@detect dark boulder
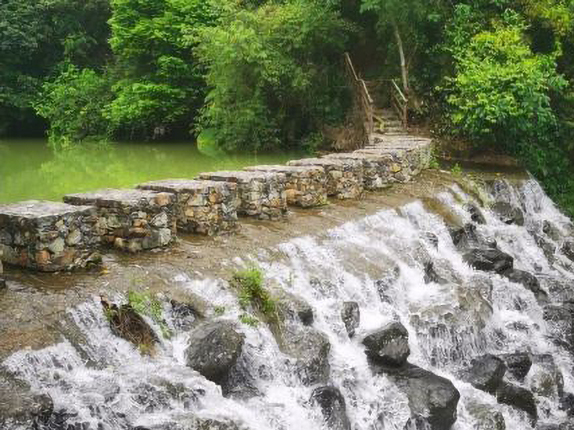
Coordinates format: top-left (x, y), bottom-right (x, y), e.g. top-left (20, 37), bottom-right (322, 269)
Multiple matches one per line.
top-left (496, 382), bottom-right (537, 423)
top-left (500, 269), bottom-right (549, 303)
top-left (451, 223), bottom-right (497, 251)
top-left (462, 354), bottom-right (506, 394)
top-left (221, 354), bottom-right (259, 399)
top-left (0, 371), bottom-right (53, 428)
top-left (185, 321), bottom-right (245, 386)
top-left (341, 302), bottom-right (360, 338)
top-left (362, 322), bottom-right (410, 367)
top-left (543, 302), bottom-right (574, 354)
top-left (463, 248), bottom-right (513, 274)
top-left (277, 293), bottom-right (314, 326)
top-left (492, 202), bottom-right (525, 226)
top-left (501, 352), bottom-right (532, 381)
top-left (467, 203), bottom-right (486, 224)
top-left (311, 386), bottom-right (351, 430)
top-left (561, 392), bottom-right (574, 417)
top-left (278, 325), bottom-right (331, 385)
top-left (0, 277), bottom-right (5, 290)
top-left (376, 363), bottom-right (460, 430)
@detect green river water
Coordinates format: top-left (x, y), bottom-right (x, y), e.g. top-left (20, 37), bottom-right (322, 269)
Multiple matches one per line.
top-left (0, 139), bottom-right (302, 203)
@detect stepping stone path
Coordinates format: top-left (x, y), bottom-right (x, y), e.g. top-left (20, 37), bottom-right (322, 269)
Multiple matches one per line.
top-left (138, 179), bottom-right (238, 236)
top-left (64, 189), bottom-right (177, 253)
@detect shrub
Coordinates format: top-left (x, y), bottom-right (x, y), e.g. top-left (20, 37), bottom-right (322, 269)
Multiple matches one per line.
top-left (35, 65), bottom-right (112, 148)
top-left (231, 266), bottom-right (276, 320)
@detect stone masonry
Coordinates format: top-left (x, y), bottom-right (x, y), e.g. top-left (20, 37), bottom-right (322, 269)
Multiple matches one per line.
top-left (324, 152), bottom-right (395, 191)
top-left (243, 165), bottom-right (328, 208)
top-left (287, 158), bottom-right (364, 200)
top-left (137, 179), bottom-right (238, 236)
top-left (198, 171), bottom-right (287, 220)
top-left (0, 201), bottom-right (101, 272)
top-left (64, 189), bottom-right (177, 253)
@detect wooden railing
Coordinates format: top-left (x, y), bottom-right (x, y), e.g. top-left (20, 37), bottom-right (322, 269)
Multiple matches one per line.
top-left (391, 79), bottom-right (408, 129)
top-left (344, 53), bottom-right (375, 141)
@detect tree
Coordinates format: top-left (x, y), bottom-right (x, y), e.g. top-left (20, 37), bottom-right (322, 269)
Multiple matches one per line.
top-left (106, 0), bottom-right (217, 139)
top-left (197, 0), bottom-right (351, 152)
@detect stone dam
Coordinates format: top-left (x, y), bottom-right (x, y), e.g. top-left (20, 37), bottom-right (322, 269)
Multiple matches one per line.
top-left (0, 137), bottom-right (432, 272)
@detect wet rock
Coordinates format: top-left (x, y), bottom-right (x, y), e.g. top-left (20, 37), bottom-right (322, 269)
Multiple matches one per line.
top-left (534, 233), bottom-right (557, 262)
top-left (462, 354), bottom-right (506, 394)
top-left (423, 262), bottom-right (448, 285)
top-left (543, 221), bottom-right (562, 241)
top-left (562, 242), bottom-right (574, 263)
top-left (543, 302), bottom-right (574, 354)
top-left (278, 325), bottom-right (331, 385)
top-left (496, 382), bottom-right (537, 423)
top-left (465, 399), bottom-right (506, 430)
top-left (133, 416), bottom-right (243, 430)
top-left (404, 415), bottom-right (432, 430)
top-left (170, 299), bottom-right (200, 331)
top-left (101, 296), bottom-right (159, 354)
top-left (463, 248), bottom-right (513, 274)
top-left (375, 363), bottom-right (460, 430)
top-left (276, 292), bottom-right (314, 326)
top-left (0, 371), bottom-right (53, 428)
top-left (451, 224), bottom-right (498, 251)
top-left (0, 277), bottom-right (5, 290)
top-left (492, 201), bottom-right (525, 226)
top-left (363, 322), bottom-right (410, 367)
top-left (310, 386), bottom-right (351, 430)
top-left (375, 265), bottom-right (401, 302)
top-left (500, 269), bottom-right (549, 303)
top-left (501, 352), bottom-right (532, 381)
top-left (421, 232), bottom-right (439, 248)
top-left (185, 321), bottom-right (245, 386)
top-left (531, 354), bottom-right (564, 399)
top-left (467, 203), bottom-right (486, 224)
top-left (561, 393), bottom-right (574, 417)
top-left (341, 301), bottom-right (360, 337)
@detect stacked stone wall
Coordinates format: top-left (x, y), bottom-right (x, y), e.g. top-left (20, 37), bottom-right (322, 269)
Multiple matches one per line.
top-left (64, 189), bottom-right (177, 253)
top-left (0, 137), bottom-right (433, 271)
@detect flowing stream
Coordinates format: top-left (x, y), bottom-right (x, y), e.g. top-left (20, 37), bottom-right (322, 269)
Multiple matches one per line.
top-left (3, 176), bottom-right (574, 430)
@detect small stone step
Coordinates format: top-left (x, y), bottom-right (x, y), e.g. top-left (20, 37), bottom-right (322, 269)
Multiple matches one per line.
top-left (64, 189), bottom-right (177, 252)
top-left (243, 165), bottom-right (328, 208)
top-left (137, 179), bottom-right (238, 236)
top-left (0, 201), bottom-right (101, 271)
top-left (198, 171), bottom-right (287, 220)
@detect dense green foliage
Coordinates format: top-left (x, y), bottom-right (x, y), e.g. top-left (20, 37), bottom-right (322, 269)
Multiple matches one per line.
top-left (197, 0), bottom-right (350, 151)
top-left (3, 0), bottom-right (574, 214)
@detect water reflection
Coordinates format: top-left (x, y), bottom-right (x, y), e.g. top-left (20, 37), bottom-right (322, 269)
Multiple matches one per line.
top-left (0, 140), bottom-right (302, 203)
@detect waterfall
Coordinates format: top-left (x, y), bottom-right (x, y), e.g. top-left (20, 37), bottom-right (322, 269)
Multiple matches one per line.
top-left (3, 177), bottom-right (574, 430)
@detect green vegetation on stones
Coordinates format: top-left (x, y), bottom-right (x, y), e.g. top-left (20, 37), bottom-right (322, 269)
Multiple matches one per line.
top-left (231, 266), bottom-right (277, 322)
top-left (239, 313), bottom-right (260, 327)
top-left (127, 290), bottom-right (172, 339)
top-left (213, 305), bottom-right (226, 316)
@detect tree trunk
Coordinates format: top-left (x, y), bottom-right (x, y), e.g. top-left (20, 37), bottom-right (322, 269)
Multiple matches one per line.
top-left (392, 21), bottom-right (409, 94)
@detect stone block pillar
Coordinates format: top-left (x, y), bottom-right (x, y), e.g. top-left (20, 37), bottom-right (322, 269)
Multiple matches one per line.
top-left (64, 189), bottom-right (177, 252)
top-left (0, 201), bottom-right (101, 271)
top-left (137, 179), bottom-right (238, 235)
top-left (198, 171), bottom-right (287, 220)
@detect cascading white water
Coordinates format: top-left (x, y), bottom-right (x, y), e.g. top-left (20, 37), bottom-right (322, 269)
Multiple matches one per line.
top-left (4, 177), bottom-right (574, 430)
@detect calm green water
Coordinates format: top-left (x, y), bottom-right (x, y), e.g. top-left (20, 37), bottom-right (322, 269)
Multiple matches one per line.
top-left (0, 139), bottom-right (303, 203)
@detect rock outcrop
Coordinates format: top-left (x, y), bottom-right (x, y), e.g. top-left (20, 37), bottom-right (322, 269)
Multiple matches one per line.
top-left (341, 301), bottom-right (360, 337)
top-left (363, 322), bottom-right (410, 366)
top-left (185, 321), bottom-right (245, 387)
top-left (462, 354), bottom-right (506, 394)
top-left (463, 248), bottom-right (514, 274)
top-left (311, 386), bottom-right (351, 430)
